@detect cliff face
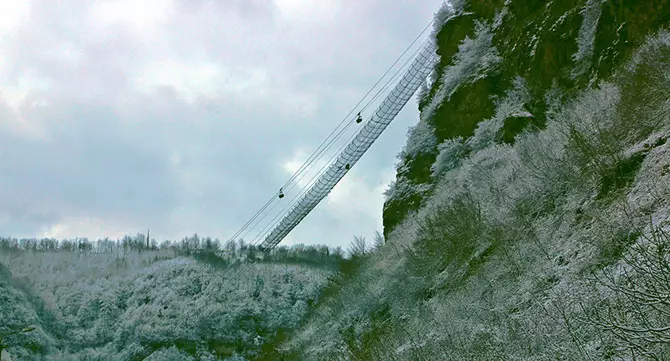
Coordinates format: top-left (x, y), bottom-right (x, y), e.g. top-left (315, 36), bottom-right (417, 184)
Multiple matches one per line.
top-left (383, 0), bottom-right (670, 237)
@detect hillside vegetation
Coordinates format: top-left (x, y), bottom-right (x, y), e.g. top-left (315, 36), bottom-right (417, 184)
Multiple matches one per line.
top-left (0, 238), bottom-right (343, 360)
top-left (275, 0), bottom-right (670, 360)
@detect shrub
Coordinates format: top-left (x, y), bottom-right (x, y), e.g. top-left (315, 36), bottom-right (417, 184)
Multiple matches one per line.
top-left (617, 30), bottom-right (670, 143)
top-left (596, 151), bottom-right (647, 199)
top-left (585, 222), bottom-right (670, 359)
top-left (431, 137), bottom-right (468, 178)
top-left (406, 192), bottom-right (485, 291)
top-left (559, 83), bottom-right (645, 197)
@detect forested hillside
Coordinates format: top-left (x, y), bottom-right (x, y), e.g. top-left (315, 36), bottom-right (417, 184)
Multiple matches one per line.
top-left (275, 0), bottom-right (670, 360)
top-left (0, 237), bottom-right (343, 360)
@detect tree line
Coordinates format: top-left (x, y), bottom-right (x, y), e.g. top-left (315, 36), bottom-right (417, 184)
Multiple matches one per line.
top-left (0, 233), bottom-right (351, 268)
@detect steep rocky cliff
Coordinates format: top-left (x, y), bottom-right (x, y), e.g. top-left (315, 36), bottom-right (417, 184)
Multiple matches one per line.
top-left (383, 0), bottom-right (670, 237)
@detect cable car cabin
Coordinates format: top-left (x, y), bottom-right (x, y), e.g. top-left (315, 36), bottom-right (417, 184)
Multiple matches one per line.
top-left (278, 188), bottom-right (285, 199)
top-left (356, 113), bottom-right (363, 124)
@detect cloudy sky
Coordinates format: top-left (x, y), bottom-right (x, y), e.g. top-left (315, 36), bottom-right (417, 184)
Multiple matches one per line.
top-left (0, 0), bottom-right (443, 248)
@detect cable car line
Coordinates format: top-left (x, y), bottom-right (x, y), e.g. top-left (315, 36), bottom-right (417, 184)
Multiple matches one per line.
top-left (226, 38), bottom-right (437, 282)
top-left (279, 18), bottom-right (436, 191)
top-left (224, 19), bottom-right (435, 249)
top-left (221, 19), bottom-right (438, 283)
top-left (259, 39), bottom-right (437, 251)
top-left (225, 42), bottom-right (436, 283)
top-left (243, 36), bottom-right (430, 256)
top-left (246, 39), bottom-right (426, 250)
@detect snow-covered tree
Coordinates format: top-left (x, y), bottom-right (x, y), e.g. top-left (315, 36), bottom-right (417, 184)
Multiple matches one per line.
top-left (399, 120), bottom-right (438, 159)
top-left (431, 136), bottom-right (468, 178)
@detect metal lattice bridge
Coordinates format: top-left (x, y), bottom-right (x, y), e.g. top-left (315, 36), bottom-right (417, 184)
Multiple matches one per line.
top-left (259, 39), bottom-right (438, 250)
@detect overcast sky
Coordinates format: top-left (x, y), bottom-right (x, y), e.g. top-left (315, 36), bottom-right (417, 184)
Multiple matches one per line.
top-left (0, 0), bottom-right (443, 249)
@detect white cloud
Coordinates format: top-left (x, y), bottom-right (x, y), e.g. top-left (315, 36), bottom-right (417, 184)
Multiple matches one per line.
top-left (47, 42), bottom-right (86, 66)
top-left (2, 73), bottom-right (53, 110)
top-left (88, 0), bottom-right (175, 36)
top-left (0, 0), bottom-right (31, 37)
top-left (274, 0), bottom-right (342, 23)
top-left (133, 60), bottom-right (320, 117)
top-left (327, 168), bottom-right (393, 228)
top-left (281, 148), bottom-right (331, 190)
top-left (41, 216), bottom-right (129, 240)
top-left (134, 61), bottom-right (225, 103)
top-left (0, 72), bottom-right (54, 139)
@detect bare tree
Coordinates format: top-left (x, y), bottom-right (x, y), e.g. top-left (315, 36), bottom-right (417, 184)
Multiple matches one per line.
top-left (372, 231), bottom-right (385, 250)
top-left (348, 235), bottom-right (368, 259)
top-left (583, 221), bottom-right (670, 359)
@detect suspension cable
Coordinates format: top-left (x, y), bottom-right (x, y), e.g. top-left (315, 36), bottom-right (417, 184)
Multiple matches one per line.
top-left (248, 39), bottom-right (427, 248)
top-left (222, 20), bottom-right (436, 282)
top-left (225, 38), bottom-right (434, 282)
top-left (224, 19), bottom-right (435, 246)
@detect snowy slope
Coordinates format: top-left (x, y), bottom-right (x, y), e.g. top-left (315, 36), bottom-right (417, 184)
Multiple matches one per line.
top-left (0, 248), bottom-right (337, 361)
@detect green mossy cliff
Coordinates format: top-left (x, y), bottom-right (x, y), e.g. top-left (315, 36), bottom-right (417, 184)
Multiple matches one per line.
top-left (383, 0), bottom-right (670, 237)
